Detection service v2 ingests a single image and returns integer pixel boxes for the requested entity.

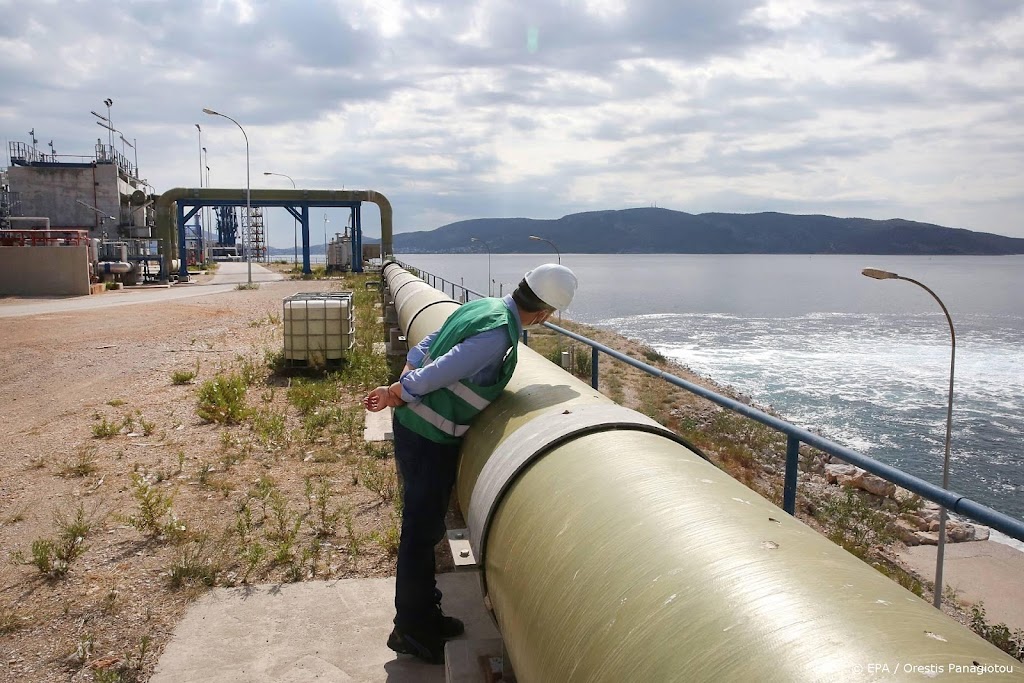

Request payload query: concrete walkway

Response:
[0,261,284,319]
[897,539,1024,632]
[151,572,499,682]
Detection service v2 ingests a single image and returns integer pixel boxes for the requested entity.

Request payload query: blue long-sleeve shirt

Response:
[399,295,522,404]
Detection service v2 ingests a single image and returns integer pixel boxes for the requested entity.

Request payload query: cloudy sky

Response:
[2,0,1023,246]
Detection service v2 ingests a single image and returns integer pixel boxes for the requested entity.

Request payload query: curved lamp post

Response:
[323,213,329,267]
[529,234,561,264]
[862,267,956,610]
[471,237,492,296]
[264,171,297,266]
[202,108,251,286]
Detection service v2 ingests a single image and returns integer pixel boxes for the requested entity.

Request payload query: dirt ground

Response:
[0,274,401,682]
[1,267,1018,681]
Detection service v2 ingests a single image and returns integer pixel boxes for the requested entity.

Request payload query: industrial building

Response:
[0,135,162,294]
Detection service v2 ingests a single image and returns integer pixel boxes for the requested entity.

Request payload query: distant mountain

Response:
[390,209,1024,255]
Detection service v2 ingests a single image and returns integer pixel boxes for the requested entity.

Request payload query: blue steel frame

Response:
[401,261,1024,545]
[173,198,364,280]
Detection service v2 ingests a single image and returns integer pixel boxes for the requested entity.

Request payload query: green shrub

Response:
[196,373,248,423]
[171,370,196,385]
[92,416,121,438]
[970,602,1024,661]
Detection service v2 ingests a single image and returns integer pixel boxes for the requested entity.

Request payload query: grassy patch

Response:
[196,373,249,424]
[30,504,96,579]
[970,602,1024,661]
[58,445,99,477]
[171,369,196,385]
[92,416,121,438]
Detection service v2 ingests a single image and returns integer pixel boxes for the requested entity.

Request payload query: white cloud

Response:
[1,0,1023,244]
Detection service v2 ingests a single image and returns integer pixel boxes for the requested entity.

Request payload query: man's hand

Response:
[364,383,404,412]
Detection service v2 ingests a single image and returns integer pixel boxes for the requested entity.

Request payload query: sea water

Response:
[398,253,1024,530]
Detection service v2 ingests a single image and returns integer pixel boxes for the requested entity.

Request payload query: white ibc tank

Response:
[283,294,355,362]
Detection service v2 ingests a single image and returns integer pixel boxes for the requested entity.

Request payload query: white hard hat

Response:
[524,263,578,310]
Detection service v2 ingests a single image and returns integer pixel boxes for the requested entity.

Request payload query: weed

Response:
[171,369,196,385]
[642,347,666,364]
[306,475,342,538]
[121,414,136,434]
[139,416,156,436]
[970,602,1024,661]
[337,347,389,389]
[358,458,397,503]
[58,445,98,477]
[92,634,151,683]
[122,474,174,538]
[372,511,401,558]
[0,606,24,634]
[287,377,338,416]
[31,504,93,579]
[92,416,121,439]
[236,282,261,290]
[197,462,215,487]
[237,354,261,386]
[303,408,337,441]
[343,509,362,561]
[196,372,249,424]
[4,507,27,525]
[168,535,220,588]
[264,348,285,373]
[573,345,593,379]
[240,541,266,582]
[100,587,119,615]
[107,399,126,407]
[250,407,287,448]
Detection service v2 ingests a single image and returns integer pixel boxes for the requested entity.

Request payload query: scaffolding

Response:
[0,169,19,231]
[244,206,266,262]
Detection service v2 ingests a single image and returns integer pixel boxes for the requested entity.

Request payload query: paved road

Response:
[0,262,284,319]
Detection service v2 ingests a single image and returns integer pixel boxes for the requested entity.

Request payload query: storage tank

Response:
[282,292,355,365]
[327,233,352,272]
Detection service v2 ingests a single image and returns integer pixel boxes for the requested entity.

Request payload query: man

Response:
[364,263,578,664]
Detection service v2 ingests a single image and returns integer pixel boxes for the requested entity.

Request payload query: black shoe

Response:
[387,626,445,665]
[436,612,464,639]
[431,589,465,639]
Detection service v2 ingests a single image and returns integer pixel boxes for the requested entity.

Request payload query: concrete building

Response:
[1,138,158,295]
[5,139,152,238]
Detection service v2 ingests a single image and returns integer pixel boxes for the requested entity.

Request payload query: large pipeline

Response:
[154,187,394,274]
[382,263,1022,682]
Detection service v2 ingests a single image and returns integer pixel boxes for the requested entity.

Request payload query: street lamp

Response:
[470,237,492,296]
[529,234,561,264]
[202,108,251,286]
[324,213,330,267]
[194,124,204,263]
[265,171,297,266]
[862,267,956,610]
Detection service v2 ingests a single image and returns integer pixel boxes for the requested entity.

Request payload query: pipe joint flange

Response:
[467,403,686,565]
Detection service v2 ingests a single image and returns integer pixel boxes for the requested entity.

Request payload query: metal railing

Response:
[398,262,1024,544]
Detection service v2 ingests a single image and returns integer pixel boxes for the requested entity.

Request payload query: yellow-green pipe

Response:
[382,263,1021,681]
[155,187,394,270]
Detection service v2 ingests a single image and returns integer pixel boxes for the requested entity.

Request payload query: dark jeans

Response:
[392,415,460,630]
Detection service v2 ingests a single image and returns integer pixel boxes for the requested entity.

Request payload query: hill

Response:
[390,208,1024,255]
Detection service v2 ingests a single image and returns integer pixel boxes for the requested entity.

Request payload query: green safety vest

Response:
[395,298,519,444]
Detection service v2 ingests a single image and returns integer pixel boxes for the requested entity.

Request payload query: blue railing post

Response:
[783,435,800,515]
[591,347,599,390]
